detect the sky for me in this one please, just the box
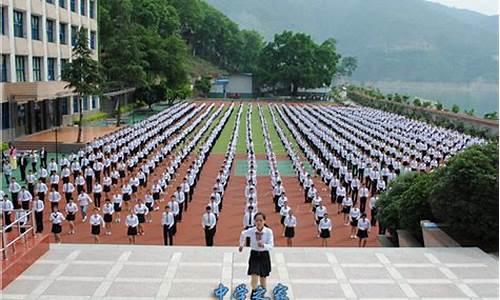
[427,0,498,15]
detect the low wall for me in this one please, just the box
[420,220,461,247]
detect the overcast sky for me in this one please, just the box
[427,0,498,15]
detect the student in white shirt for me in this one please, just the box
[279,201,290,227]
[349,207,361,239]
[134,199,149,236]
[167,195,179,236]
[357,213,371,247]
[90,207,105,244]
[19,187,33,210]
[342,196,353,224]
[78,191,93,222]
[32,196,44,233]
[202,206,217,246]
[318,214,332,247]
[284,210,296,247]
[50,207,65,243]
[161,205,175,246]
[103,198,114,235]
[93,182,103,207]
[65,198,78,235]
[126,209,139,244]
[238,212,274,295]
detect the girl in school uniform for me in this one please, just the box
[357,213,371,247]
[342,196,353,225]
[318,214,332,247]
[90,208,105,244]
[349,206,361,239]
[103,199,114,235]
[144,192,155,223]
[65,198,78,235]
[50,207,65,243]
[103,176,112,199]
[283,210,296,247]
[238,212,274,297]
[125,209,139,244]
[121,183,132,211]
[279,200,291,228]
[134,199,149,235]
[112,193,123,223]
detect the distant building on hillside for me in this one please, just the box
[209,73,253,99]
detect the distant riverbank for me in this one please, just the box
[353,81,498,116]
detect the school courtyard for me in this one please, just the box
[2,244,498,299]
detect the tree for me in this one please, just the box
[435,102,443,110]
[428,142,499,251]
[451,104,460,113]
[413,98,422,107]
[194,76,212,97]
[484,111,498,120]
[257,31,340,96]
[62,28,102,143]
[464,108,475,116]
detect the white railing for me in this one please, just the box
[1,208,36,260]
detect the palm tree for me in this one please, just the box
[62,28,102,143]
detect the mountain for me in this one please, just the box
[205,0,499,84]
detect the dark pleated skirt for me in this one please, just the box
[51,223,62,234]
[357,229,368,239]
[91,225,101,235]
[285,227,295,238]
[247,250,271,277]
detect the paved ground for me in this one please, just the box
[2,244,498,299]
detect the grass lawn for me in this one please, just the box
[272,105,314,174]
[251,105,266,154]
[263,105,286,155]
[193,105,229,155]
[236,104,248,154]
[213,104,240,154]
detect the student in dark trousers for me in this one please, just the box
[202,206,217,246]
[33,196,44,233]
[19,154,28,182]
[161,205,175,246]
[39,147,47,169]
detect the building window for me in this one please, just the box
[89,0,95,19]
[70,0,76,12]
[71,25,77,46]
[59,0,66,8]
[14,10,24,38]
[15,56,25,82]
[59,23,67,44]
[1,103,10,130]
[32,57,42,81]
[47,0,54,4]
[47,58,56,81]
[1,7,6,35]
[80,0,85,16]
[46,19,54,42]
[61,97,68,114]
[1,55,7,82]
[31,15,40,40]
[90,31,96,49]
[83,96,89,110]
[60,58,68,77]
[91,96,97,109]
[73,96,79,113]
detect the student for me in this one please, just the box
[1,194,14,232]
[369,196,378,227]
[359,184,369,213]
[318,213,332,247]
[65,198,78,235]
[16,208,28,234]
[161,205,175,246]
[35,179,48,203]
[126,209,139,244]
[238,212,274,297]
[144,192,155,222]
[9,177,21,209]
[78,190,93,222]
[33,196,44,233]
[112,193,123,224]
[134,199,149,235]
[174,186,185,221]
[349,206,361,239]
[167,195,179,236]
[90,208,105,244]
[202,206,217,246]
[103,199,114,235]
[19,186,33,210]
[279,200,291,227]
[357,213,371,247]
[50,207,65,243]
[342,196,353,225]
[103,176,112,199]
[314,204,327,226]
[121,183,132,211]
[93,182,103,207]
[283,210,296,247]
[63,181,75,204]
[48,186,61,211]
